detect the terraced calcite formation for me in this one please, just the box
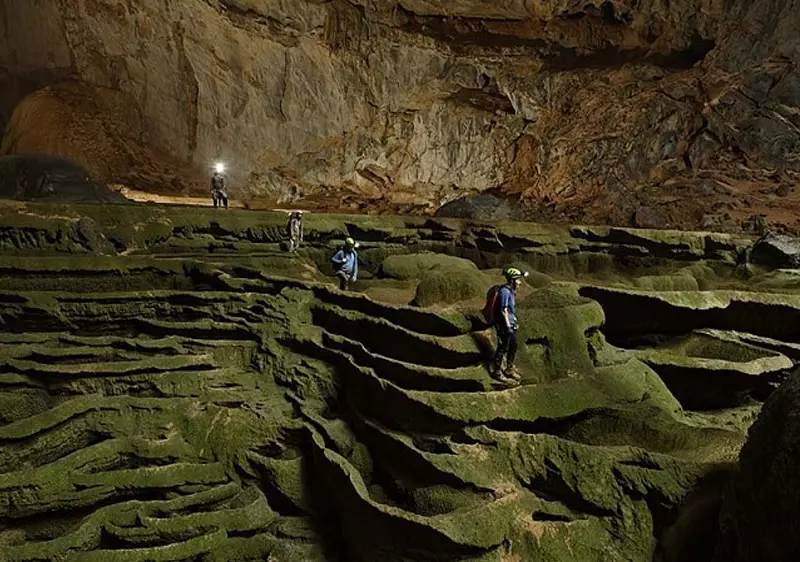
[0,202,799,560]
[1,0,800,230]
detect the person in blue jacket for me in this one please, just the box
[491,267,528,383]
[331,237,359,290]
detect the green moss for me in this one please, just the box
[511,286,606,380]
[413,270,492,307]
[380,253,478,280]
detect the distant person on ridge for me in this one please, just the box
[487,267,528,383]
[286,211,304,252]
[211,167,228,209]
[331,237,359,290]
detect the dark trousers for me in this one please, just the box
[493,325,517,369]
[212,192,228,208]
[336,271,352,291]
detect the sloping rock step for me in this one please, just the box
[0,293,265,341]
[308,426,528,562]
[53,290,239,306]
[580,286,800,344]
[310,303,482,369]
[290,334,674,434]
[39,367,260,399]
[60,334,190,355]
[0,344,143,364]
[631,330,793,410]
[310,284,470,337]
[302,408,494,518]
[0,411,103,472]
[0,354,216,379]
[0,395,218,442]
[81,318,259,342]
[707,329,800,361]
[323,332,490,392]
[102,485,274,547]
[309,416,706,562]
[0,333,54,344]
[571,226,746,261]
[0,335,251,365]
[0,481,282,562]
[0,256,191,292]
[543,404,747,464]
[237,268,471,337]
[1,436,228,519]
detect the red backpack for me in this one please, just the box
[481,285,503,325]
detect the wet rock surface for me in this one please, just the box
[0,203,797,559]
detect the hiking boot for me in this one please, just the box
[494,373,519,387]
[504,365,521,381]
[489,362,503,378]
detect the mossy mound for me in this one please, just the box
[633,264,718,291]
[380,253,478,280]
[413,269,492,307]
[378,253,491,308]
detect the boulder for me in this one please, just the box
[714,368,800,561]
[750,232,800,269]
[434,190,526,221]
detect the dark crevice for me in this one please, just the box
[531,510,578,522]
[394,5,714,71]
[542,39,715,72]
[449,88,515,115]
[618,456,663,470]
[485,408,599,436]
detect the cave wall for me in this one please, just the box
[0,0,798,225]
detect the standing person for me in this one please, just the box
[211,166,228,209]
[331,237,359,290]
[491,267,528,383]
[286,211,304,252]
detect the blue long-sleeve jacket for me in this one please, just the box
[331,249,358,277]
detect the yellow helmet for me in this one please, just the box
[503,267,528,281]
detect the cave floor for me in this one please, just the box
[0,201,796,561]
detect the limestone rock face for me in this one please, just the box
[715,368,800,561]
[1,0,799,227]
